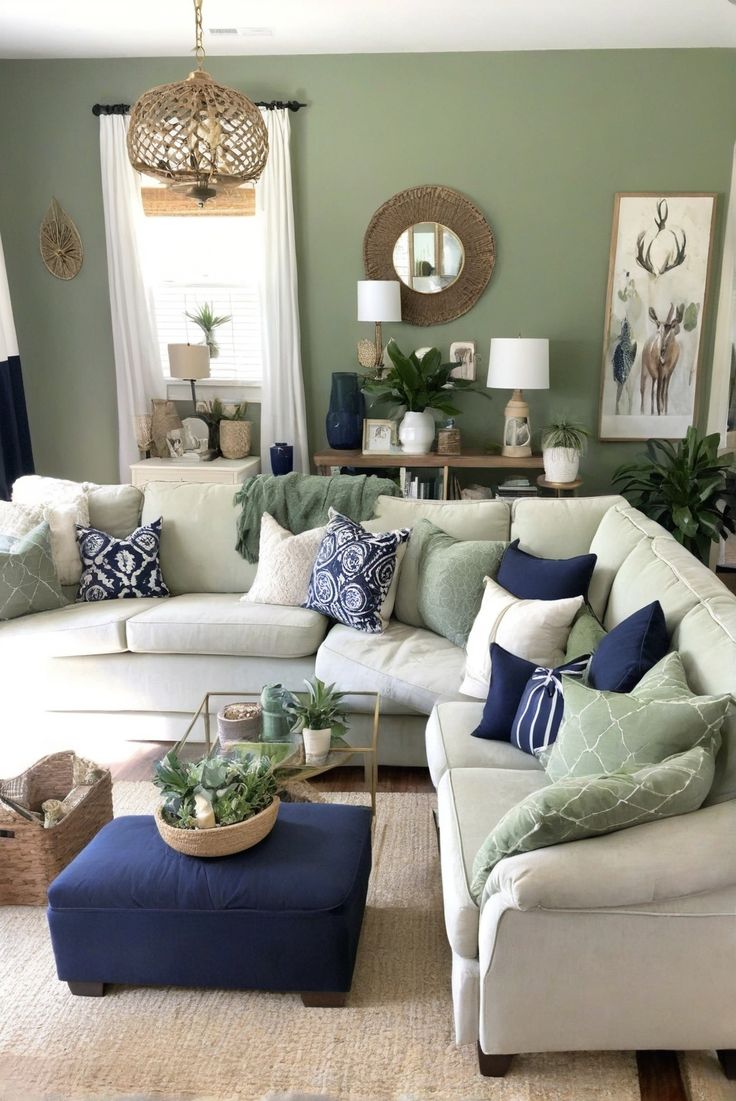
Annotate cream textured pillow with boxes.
[0,500,45,541]
[461,577,583,699]
[241,513,325,607]
[12,475,90,586]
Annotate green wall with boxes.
[0,50,733,490]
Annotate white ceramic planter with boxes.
[399,411,435,455]
[543,447,580,484]
[303,727,331,764]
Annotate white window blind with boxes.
[153,283,262,384]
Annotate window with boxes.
[141,189,262,386]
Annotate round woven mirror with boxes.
[363,186,495,326]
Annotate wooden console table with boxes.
[313,448,543,500]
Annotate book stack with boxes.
[494,477,539,501]
[401,469,443,500]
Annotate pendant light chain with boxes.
[193,0,205,69]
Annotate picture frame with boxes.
[599,192,717,441]
[449,340,477,381]
[362,418,400,455]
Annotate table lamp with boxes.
[357,280,402,372]
[487,338,549,457]
[168,343,210,410]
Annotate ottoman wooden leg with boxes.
[718,1050,736,1079]
[477,1044,513,1077]
[301,991,347,1007]
[68,981,105,997]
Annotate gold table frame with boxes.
[175,691,381,817]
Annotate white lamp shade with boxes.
[486,338,549,390]
[357,280,402,323]
[168,343,210,381]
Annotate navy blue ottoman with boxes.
[47,802,372,1006]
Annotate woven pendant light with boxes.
[127,0,268,206]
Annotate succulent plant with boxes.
[153,750,277,830]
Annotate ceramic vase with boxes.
[219,420,251,459]
[270,442,294,476]
[399,410,435,455]
[260,684,291,742]
[303,727,331,765]
[325,372,364,450]
[543,447,580,483]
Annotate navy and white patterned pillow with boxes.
[76,518,169,602]
[510,656,589,755]
[305,511,410,634]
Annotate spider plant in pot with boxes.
[541,419,590,483]
[613,427,736,563]
[361,340,477,455]
[284,677,349,765]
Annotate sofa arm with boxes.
[486,801,736,912]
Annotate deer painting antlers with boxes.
[640,304,684,416]
[635,199,687,277]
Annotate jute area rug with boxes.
[0,784,717,1101]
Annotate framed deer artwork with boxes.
[599,192,717,441]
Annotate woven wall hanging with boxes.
[39,198,84,280]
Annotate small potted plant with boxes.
[541,418,589,483]
[186,302,232,359]
[199,398,251,456]
[152,749,279,856]
[284,677,349,765]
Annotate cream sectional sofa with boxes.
[425,501,736,1076]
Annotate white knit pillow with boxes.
[12,475,89,586]
[461,577,583,699]
[241,513,326,607]
[0,500,45,541]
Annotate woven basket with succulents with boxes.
[153,750,279,857]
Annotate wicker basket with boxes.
[154,797,280,857]
[0,752,113,906]
[219,420,251,459]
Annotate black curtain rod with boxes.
[92,100,306,116]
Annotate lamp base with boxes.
[501,389,532,458]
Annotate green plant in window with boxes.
[186,301,232,358]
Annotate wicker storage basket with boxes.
[0,752,113,906]
[155,797,280,857]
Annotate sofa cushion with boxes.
[543,652,731,783]
[141,482,257,595]
[673,592,736,804]
[588,600,668,692]
[85,483,144,539]
[510,496,625,560]
[126,594,328,658]
[604,535,725,632]
[12,475,90,586]
[470,742,717,904]
[0,597,165,656]
[315,621,465,714]
[241,513,325,607]
[497,539,596,601]
[565,607,607,662]
[587,504,669,620]
[511,655,590,756]
[368,496,510,628]
[436,767,549,958]
[76,519,170,602]
[426,700,543,787]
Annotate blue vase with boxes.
[270,442,293,476]
[325,372,364,450]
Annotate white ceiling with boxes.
[0,0,735,58]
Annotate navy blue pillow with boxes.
[472,644,539,741]
[497,539,597,601]
[511,656,589,755]
[587,600,668,693]
[76,518,169,602]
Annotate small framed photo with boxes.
[362,418,399,455]
[449,341,476,381]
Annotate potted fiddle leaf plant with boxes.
[541,418,590,483]
[284,677,349,765]
[613,427,736,563]
[361,340,476,455]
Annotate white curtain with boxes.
[707,142,736,448]
[256,109,309,474]
[99,114,163,481]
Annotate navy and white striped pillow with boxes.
[510,656,589,756]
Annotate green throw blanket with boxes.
[234,472,402,562]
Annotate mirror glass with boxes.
[392,222,465,294]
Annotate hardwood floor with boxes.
[105,739,690,1101]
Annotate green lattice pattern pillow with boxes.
[470,741,717,903]
[0,521,66,620]
[543,652,733,783]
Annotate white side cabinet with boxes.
[130,456,261,489]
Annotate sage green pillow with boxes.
[413,519,507,646]
[565,607,606,663]
[470,741,717,903]
[543,652,733,783]
[0,522,66,620]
